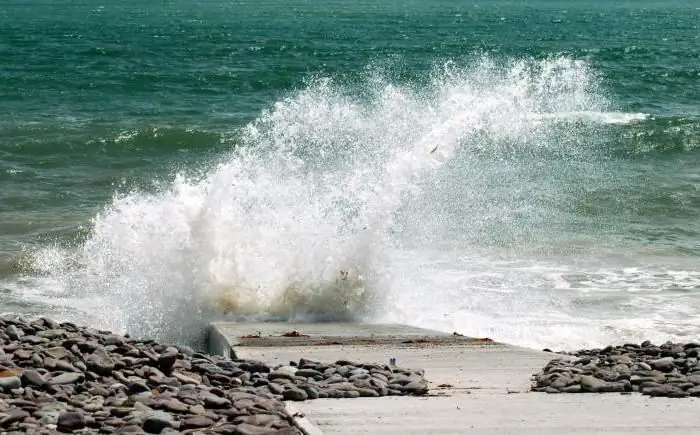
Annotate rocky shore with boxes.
[0,315,429,433]
[532,341,700,398]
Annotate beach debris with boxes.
[281,330,309,338]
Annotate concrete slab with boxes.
[207,323,700,434]
[207,322,498,358]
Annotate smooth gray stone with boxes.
[5,325,23,340]
[295,368,323,378]
[0,409,30,427]
[57,411,86,431]
[86,347,115,374]
[142,411,177,433]
[158,347,178,370]
[300,385,319,399]
[21,370,45,387]
[561,384,582,393]
[643,385,689,398]
[202,392,231,408]
[580,375,617,393]
[37,329,66,340]
[0,376,22,392]
[649,357,676,373]
[282,388,308,401]
[49,372,85,385]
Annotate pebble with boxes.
[532,340,700,397]
[0,315,431,433]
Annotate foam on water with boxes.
[22,55,677,349]
[377,248,700,350]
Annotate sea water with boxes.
[1,0,699,350]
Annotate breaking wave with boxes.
[25,56,639,346]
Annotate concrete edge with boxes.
[207,321,511,352]
[206,323,235,359]
[284,402,324,435]
[206,322,566,361]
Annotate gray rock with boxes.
[86,347,115,374]
[399,381,429,395]
[13,349,33,359]
[267,382,284,395]
[649,357,676,373]
[350,368,370,377]
[49,372,84,385]
[57,411,86,431]
[686,386,700,397]
[115,424,147,433]
[103,334,125,346]
[158,347,178,371]
[203,392,231,408]
[172,371,199,385]
[127,380,150,394]
[561,384,582,393]
[37,329,66,340]
[643,385,689,398]
[549,374,575,389]
[181,415,215,430]
[42,317,61,329]
[233,422,281,435]
[282,388,308,401]
[55,360,80,373]
[268,368,296,381]
[83,397,104,412]
[142,411,176,433]
[0,408,30,427]
[21,370,45,387]
[300,385,319,399]
[356,387,380,397]
[636,362,652,371]
[324,389,345,399]
[21,335,49,345]
[5,325,23,340]
[580,375,623,393]
[687,348,700,358]
[163,399,188,413]
[0,376,22,392]
[233,414,280,426]
[295,368,323,378]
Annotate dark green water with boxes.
[1,0,699,349]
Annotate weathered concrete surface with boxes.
[207,323,700,434]
[207,322,496,358]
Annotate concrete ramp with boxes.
[207,322,700,434]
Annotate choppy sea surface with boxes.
[1,0,699,350]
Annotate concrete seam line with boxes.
[286,402,324,435]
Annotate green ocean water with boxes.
[1,0,699,349]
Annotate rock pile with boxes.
[0,315,429,433]
[532,341,700,398]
